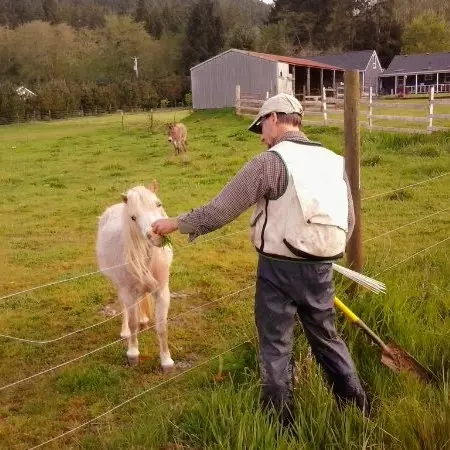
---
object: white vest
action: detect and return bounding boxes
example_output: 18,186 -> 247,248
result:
250,140 -> 348,260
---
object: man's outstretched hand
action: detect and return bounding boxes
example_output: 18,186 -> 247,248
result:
152,218 -> 179,236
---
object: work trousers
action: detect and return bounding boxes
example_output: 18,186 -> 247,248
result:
255,255 -> 369,423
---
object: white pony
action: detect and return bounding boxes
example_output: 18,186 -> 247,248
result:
96,182 -> 174,370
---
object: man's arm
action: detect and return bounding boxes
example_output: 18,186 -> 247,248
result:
176,152 -> 286,240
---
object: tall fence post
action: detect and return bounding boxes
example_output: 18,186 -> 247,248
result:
121,110 -> 124,131
150,108 -> 154,133
235,85 -> 241,115
344,71 -> 363,275
368,86 -> 373,132
322,86 -> 328,126
428,86 -> 434,133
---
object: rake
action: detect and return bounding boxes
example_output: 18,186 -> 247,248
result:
331,264 -> 436,382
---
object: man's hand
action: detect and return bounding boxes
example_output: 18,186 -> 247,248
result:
152,218 -> 179,236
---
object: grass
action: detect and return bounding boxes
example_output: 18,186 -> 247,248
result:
0,109 -> 449,449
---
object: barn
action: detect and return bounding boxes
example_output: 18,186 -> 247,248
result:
307,50 -> 383,95
190,48 -> 344,110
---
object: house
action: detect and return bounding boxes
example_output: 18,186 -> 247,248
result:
190,49 -> 344,110
308,50 -> 383,94
379,52 -> 450,95
16,86 -> 36,98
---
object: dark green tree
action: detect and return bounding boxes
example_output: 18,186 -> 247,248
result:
42,0 -> 59,24
181,0 -> 225,72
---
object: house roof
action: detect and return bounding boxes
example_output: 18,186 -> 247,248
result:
191,48 -> 343,71
16,86 -> 36,97
380,52 -> 450,76
307,50 -> 375,71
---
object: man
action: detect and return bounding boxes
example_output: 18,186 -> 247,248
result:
152,93 -> 369,425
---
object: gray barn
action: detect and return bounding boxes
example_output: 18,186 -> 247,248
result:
191,49 -> 344,110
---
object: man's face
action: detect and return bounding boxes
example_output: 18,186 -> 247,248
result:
260,113 -> 278,148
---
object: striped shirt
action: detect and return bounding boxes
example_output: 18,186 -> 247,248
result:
178,131 -> 355,241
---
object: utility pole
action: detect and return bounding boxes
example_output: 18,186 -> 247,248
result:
344,70 -> 363,274
132,56 -> 139,79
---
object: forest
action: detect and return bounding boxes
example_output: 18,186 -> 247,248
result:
0,0 -> 449,120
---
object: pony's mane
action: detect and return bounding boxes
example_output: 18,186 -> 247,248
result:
122,186 -> 157,287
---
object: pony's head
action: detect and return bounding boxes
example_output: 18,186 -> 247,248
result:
121,181 -> 166,247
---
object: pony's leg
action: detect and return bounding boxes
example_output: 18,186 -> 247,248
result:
153,283 -> 174,371
119,288 -> 140,365
139,293 -> 152,326
120,303 -> 130,338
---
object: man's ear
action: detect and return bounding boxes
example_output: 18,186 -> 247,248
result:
148,179 -> 159,193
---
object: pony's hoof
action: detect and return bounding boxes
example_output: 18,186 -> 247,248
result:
120,331 -> 131,338
127,355 -> 139,366
161,360 -> 175,373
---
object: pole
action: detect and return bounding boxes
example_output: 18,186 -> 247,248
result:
235,85 -> 241,115
428,86 -> 434,133
344,71 -> 363,275
322,86 -> 328,126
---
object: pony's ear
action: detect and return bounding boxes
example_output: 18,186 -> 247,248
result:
148,179 -> 159,193
121,193 -> 128,203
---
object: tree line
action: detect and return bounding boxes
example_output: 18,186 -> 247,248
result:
0,0 -> 449,123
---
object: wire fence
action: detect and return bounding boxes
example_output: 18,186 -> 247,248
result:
0,106 -> 191,126
23,232 -> 450,449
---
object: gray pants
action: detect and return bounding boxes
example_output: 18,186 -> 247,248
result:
255,255 -> 368,422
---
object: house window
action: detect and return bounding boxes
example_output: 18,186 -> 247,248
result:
444,73 -> 450,83
424,74 -> 434,81
372,58 -> 376,69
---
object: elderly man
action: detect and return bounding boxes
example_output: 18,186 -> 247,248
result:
152,93 -> 369,426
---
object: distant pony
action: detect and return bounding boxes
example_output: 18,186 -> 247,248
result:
167,123 -> 187,155
96,182 -> 174,370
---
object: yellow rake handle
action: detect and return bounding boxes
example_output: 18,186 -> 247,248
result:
334,297 -> 360,323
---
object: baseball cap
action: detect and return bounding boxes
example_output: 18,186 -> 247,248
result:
248,93 -> 304,134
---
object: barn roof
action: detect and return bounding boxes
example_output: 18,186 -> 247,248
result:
380,52 -> 450,76
307,50 -> 376,71
191,49 -> 344,71
243,50 -> 343,70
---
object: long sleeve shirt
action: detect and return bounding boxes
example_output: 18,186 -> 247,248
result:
178,131 -> 355,242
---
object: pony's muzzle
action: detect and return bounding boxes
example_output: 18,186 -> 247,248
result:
147,230 -> 163,247
168,137 -> 173,142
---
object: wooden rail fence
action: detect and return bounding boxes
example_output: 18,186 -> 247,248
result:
235,85 -> 450,134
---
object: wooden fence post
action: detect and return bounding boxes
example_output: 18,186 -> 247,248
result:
322,86 -> 328,126
428,86 -> 434,133
121,110 -> 124,131
344,71 -> 363,275
368,86 -> 373,132
150,108 -> 154,132
235,85 -> 241,115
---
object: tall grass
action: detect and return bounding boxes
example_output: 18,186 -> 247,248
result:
0,109 -> 448,449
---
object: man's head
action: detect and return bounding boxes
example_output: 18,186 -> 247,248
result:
248,93 -> 303,148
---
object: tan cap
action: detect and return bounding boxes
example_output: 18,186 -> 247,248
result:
248,93 -> 304,134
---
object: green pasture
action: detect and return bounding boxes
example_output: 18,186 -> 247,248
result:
0,109 -> 449,449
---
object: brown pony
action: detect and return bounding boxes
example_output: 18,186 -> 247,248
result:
167,123 -> 187,155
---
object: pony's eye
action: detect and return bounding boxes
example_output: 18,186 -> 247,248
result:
156,202 -> 162,208
131,215 -> 136,221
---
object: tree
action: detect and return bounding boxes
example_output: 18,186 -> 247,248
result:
226,25 -> 258,51
181,0 -> 225,72
42,0 -> 59,24
402,12 -> 450,54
